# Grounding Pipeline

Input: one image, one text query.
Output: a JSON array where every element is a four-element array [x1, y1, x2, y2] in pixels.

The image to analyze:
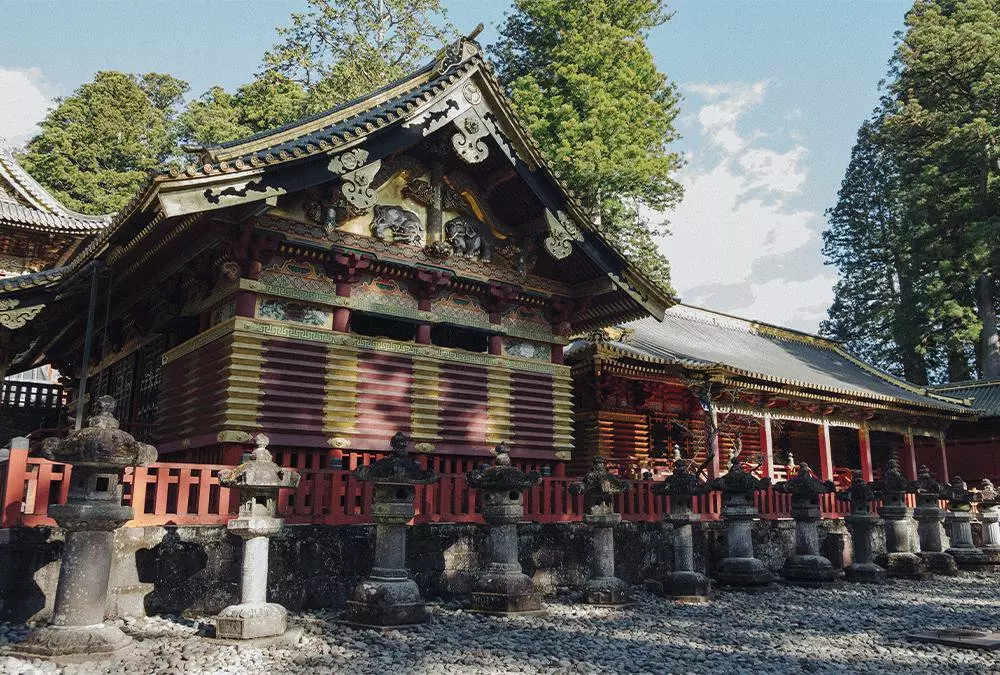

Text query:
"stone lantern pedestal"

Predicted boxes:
[[17, 396, 157, 660], [466, 443, 542, 615], [913, 466, 957, 575], [653, 460, 712, 602], [346, 432, 438, 626], [214, 434, 299, 640], [710, 465, 775, 588], [838, 470, 887, 583], [775, 463, 842, 586], [944, 476, 985, 569], [873, 458, 930, 580], [569, 457, 630, 605], [977, 480, 1000, 569]]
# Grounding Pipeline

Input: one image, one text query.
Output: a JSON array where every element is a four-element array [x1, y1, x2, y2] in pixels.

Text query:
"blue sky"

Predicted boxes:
[[0, 0, 913, 331]]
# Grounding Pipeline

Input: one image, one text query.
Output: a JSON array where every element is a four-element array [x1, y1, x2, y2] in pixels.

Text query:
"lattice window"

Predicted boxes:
[[133, 338, 165, 442]]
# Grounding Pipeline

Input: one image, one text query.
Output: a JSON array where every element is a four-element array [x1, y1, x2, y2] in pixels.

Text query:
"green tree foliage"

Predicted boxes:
[[823, 0, 1000, 383], [491, 0, 683, 293], [19, 71, 189, 214]]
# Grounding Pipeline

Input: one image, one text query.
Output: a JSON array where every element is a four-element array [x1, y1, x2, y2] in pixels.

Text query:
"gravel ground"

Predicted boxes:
[[0, 573, 998, 674]]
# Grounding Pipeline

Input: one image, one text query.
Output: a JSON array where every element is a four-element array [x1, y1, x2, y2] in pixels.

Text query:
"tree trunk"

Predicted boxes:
[[978, 272, 1000, 379], [946, 341, 972, 383], [894, 264, 928, 384]]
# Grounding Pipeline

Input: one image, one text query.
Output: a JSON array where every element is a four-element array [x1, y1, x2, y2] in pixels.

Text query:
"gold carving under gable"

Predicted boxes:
[[544, 209, 583, 260], [327, 436, 351, 449], [0, 303, 44, 329], [452, 110, 490, 164], [217, 430, 254, 444]]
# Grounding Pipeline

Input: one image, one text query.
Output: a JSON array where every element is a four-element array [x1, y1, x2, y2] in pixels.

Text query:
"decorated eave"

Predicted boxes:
[[568, 306, 978, 421], [931, 379, 1000, 419], [0, 145, 111, 235], [59, 30, 672, 321]]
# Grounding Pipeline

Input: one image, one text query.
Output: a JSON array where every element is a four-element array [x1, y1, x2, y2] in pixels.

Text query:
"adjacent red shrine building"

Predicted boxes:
[[0, 35, 672, 475], [566, 305, 977, 486], [932, 379, 1000, 481]]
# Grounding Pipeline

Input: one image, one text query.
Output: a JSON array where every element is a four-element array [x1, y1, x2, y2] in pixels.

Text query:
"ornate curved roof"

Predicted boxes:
[[0, 143, 111, 234], [932, 380, 1000, 418]]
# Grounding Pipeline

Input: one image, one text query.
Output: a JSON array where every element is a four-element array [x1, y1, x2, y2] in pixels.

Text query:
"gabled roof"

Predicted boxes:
[[932, 380, 1000, 418], [571, 304, 973, 416], [0, 144, 111, 234]]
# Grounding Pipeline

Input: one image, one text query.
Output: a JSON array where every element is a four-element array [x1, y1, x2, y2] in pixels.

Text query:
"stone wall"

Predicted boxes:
[[0, 518, 865, 623]]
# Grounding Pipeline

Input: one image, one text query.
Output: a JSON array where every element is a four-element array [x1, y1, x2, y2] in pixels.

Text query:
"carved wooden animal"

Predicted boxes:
[[445, 215, 496, 261], [371, 205, 424, 245]]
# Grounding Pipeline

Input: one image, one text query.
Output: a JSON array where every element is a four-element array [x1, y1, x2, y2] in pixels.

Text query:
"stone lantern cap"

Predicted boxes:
[[219, 434, 300, 492], [653, 459, 710, 498], [914, 465, 947, 497], [569, 457, 629, 497], [872, 457, 917, 498], [466, 442, 540, 491], [709, 463, 770, 495], [837, 470, 877, 513], [774, 462, 833, 498], [354, 432, 438, 485], [49, 395, 157, 468], [946, 476, 981, 511], [980, 479, 999, 508]]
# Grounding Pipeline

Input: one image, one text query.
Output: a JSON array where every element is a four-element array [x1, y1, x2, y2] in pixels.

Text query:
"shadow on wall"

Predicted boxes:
[[0, 528, 63, 623]]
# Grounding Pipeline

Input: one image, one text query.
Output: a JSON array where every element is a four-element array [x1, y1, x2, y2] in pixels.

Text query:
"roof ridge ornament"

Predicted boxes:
[[435, 24, 484, 75]]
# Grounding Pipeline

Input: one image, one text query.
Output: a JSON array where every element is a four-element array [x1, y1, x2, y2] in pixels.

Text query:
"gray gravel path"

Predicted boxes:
[[1, 573, 998, 674]]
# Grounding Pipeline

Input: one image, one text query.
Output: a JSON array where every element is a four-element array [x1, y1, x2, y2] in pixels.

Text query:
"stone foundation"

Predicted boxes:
[[0, 518, 857, 622]]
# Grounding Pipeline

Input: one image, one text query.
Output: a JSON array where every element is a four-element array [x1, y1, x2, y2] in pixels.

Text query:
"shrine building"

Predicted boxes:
[[931, 379, 1000, 482], [567, 305, 977, 486], [0, 35, 671, 475]]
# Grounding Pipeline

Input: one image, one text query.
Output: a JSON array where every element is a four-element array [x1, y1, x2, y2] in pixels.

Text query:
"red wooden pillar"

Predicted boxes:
[[901, 429, 918, 481], [759, 414, 774, 479], [489, 335, 502, 355], [818, 420, 834, 481], [333, 307, 350, 333], [2, 438, 29, 527], [551, 344, 564, 365], [937, 432, 950, 482], [416, 324, 431, 344], [858, 425, 874, 482]]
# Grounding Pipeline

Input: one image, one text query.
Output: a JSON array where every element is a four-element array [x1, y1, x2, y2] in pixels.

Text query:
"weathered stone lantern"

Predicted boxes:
[[710, 464, 774, 588], [774, 462, 842, 585], [346, 432, 438, 626], [215, 433, 300, 639], [944, 475, 984, 568], [466, 442, 542, 614], [837, 470, 886, 583], [568, 457, 630, 605], [872, 457, 930, 579], [978, 479, 1000, 567], [18, 396, 157, 659], [913, 465, 957, 575], [653, 459, 712, 602]]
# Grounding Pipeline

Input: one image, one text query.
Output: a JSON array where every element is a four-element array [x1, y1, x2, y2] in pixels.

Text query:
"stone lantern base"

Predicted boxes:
[[844, 561, 887, 584], [918, 551, 959, 575], [582, 576, 630, 606], [783, 554, 844, 587], [216, 602, 288, 640], [714, 557, 775, 588], [345, 577, 427, 626], [664, 570, 712, 603], [946, 546, 992, 570], [875, 552, 931, 580], [17, 623, 132, 660], [471, 570, 542, 615]]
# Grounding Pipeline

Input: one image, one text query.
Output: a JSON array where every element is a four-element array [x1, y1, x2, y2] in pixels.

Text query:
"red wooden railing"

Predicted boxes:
[[0, 447, 951, 529]]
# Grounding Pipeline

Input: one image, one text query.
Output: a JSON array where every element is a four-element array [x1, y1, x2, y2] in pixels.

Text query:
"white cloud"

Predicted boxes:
[[0, 68, 52, 145], [652, 80, 834, 332]]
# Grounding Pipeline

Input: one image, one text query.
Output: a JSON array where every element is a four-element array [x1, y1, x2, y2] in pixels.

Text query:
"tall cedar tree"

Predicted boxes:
[[181, 0, 455, 147], [19, 72, 188, 214], [490, 0, 683, 293], [883, 0, 1000, 380]]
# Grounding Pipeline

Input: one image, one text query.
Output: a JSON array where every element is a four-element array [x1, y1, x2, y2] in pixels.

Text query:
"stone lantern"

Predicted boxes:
[[568, 457, 630, 605], [18, 396, 157, 659], [913, 465, 957, 575], [653, 459, 712, 602], [709, 464, 774, 588], [346, 432, 438, 626], [774, 462, 842, 585], [837, 470, 886, 583], [466, 442, 542, 614], [944, 476, 984, 568], [214, 433, 300, 640], [872, 457, 930, 579], [978, 479, 1000, 567]]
